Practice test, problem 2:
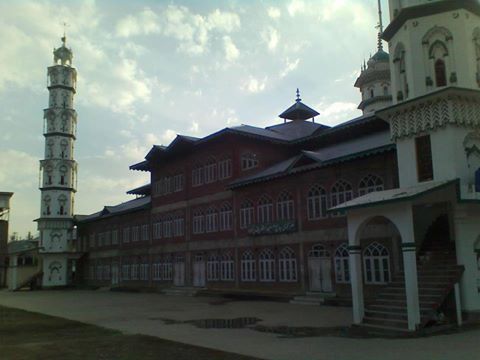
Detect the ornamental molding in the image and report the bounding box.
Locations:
[385,91,480,140]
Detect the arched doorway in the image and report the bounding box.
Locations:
[193,253,206,287]
[307,244,332,292]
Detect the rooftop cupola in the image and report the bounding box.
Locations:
[278,89,320,123]
[354,0,392,114]
[53,35,73,66]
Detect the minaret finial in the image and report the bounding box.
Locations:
[61,21,68,46]
[376,0,384,51]
[296,88,301,102]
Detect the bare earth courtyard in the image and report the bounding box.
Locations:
[0,290,479,360]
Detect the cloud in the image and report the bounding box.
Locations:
[161,129,177,144]
[115,8,160,37]
[287,0,305,16]
[223,36,239,62]
[262,26,279,51]
[267,7,281,19]
[242,76,267,93]
[319,101,359,125]
[280,58,300,78]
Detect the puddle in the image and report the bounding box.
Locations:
[154,317,262,329]
[253,325,348,338]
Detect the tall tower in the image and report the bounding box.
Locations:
[354,0,393,114]
[37,35,78,287]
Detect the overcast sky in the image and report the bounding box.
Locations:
[0,0,389,238]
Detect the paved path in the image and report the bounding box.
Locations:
[0,290,478,360]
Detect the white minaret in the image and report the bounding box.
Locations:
[37,34,78,287]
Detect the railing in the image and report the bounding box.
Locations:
[247,220,297,236]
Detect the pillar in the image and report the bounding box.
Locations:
[8,255,18,291]
[401,241,421,330]
[347,217,364,324]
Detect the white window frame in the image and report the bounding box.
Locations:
[173,216,184,237]
[111,229,118,245]
[279,247,297,282]
[192,166,204,187]
[219,203,232,231]
[334,243,350,283]
[153,222,162,239]
[192,210,204,234]
[173,173,184,192]
[122,227,130,243]
[220,252,234,281]
[205,207,218,233]
[204,158,217,184]
[330,180,354,217]
[141,224,149,241]
[358,174,384,196]
[241,250,256,282]
[257,196,273,224]
[363,242,390,285]
[240,200,254,229]
[307,185,328,220]
[207,254,220,281]
[276,191,294,221]
[218,158,232,179]
[241,153,258,171]
[259,249,275,282]
[163,217,172,238]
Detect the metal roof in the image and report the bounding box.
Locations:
[278,100,320,121]
[77,196,151,223]
[230,130,394,188]
[330,180,457,212]
[8,239,39,254]
[126,183,151,196]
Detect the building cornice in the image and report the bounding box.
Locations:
[383,0,480,42]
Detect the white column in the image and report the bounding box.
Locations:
[454,282,463,326]
[8,255,18,291]
[349,245,364,324]
[402,242,421,330]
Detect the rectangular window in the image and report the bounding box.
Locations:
[111,230,118,245]
[174,174,184,192]
[416,135,434,182]
[132,226,139,242]
[192,213,204,234]
[141,224,149,241]
[163,219,172,238]
[123,227,130,243]
[173,217,184,236]
[218,158,232,179]
[153,222,162,239]
[192,167,204,187]
[240,206,254,229]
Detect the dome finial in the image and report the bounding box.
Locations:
[376,0,384,51]
[61,21,68,47]
[296,88,301,102]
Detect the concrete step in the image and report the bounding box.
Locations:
[290,298,324,306]
[363,316,409,329]
[162,287,201,296]
[356,323,411,336]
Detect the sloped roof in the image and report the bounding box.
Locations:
[266,120,329,139]
[8,239,39,254]
[330,180,457,212]
[77,196,151,223]
[126,184,151,196]
[230,130,394,188]
[278,100,320,120]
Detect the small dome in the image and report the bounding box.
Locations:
[371,49,389,62]
[53,36,73,66]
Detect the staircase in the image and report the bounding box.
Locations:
[358,244,464,336]
[13,271,43,291]
[162,286,201,297]
[290,292,336,306]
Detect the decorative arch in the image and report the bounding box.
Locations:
[422,26,455,88]
[334,243,350,283]
[358,174,384,196]
[204,156,217,183]
[207,253,220,281]
[257,195,273,223]
[307,184,328,220]
[279,247,297,282]
[240,199,254,229]
[363,242,390,284]
[220,251,234,281]
[259,248,275,282]
[241,250,256,281]
[276,190,294,220]
[205,206,218,232]
[331,180,353,216]
[219,202,232,231]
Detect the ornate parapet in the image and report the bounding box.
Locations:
[248,220,297,236]
[378,88,480,141]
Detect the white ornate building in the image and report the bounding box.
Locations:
[37,36,79,287]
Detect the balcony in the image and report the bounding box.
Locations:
[247,220,297,236]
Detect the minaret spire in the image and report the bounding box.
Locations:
[376,0,384,51]
[296,88,301,102]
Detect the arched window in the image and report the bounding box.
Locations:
[163,216,173,238]
[241,250,256,282]
[204,157,217,184]
[257,195,273,223]
[192,163,204,187]
[192,209,204,234]
[334,243,350,283]
[307,185,328,220]
[240,200,254,229]
[207,253,219,281]
[358,175,384,196]
[434,59,447,87]
[259,248,275,282]
[276,191,294,221]
[219,203,232,231]
[383,86,389,96]
[308,244,330,258]
[205,207,218,233]
[58,195,67,215]
[330,180,353,216]
[279,247,297,282]
[220,252,234,281]
[363,242,390,284]
[369,88,374,98]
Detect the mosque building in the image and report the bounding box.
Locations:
[35,0,480,334]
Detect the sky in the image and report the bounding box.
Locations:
[0,0,389,238]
